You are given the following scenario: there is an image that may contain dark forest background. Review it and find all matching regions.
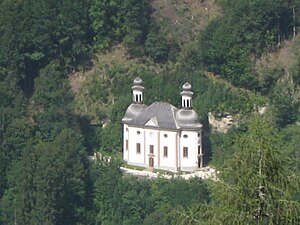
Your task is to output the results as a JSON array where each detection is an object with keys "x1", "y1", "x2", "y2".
[{"x1": 0, "y1": 0, "x2": 300, "y2": 224}]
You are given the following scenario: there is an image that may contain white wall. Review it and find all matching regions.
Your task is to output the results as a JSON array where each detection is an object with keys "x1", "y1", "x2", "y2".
[
  {"x1": 179, "y1": 130, "x2": 200, "y2": 171},
  {"x1": 144, "y1": 128, "x2": 159, "y2": 168},
  {"x1": 127, "y1": 126, "x2": 145, "y2": 166},
  {"x1": 123, "y1": 124, "x2": 129, "y2": 161},
  {"x1": 159, "y1": 130, "x2": 178, "y2": 171},
  {"x1": 123, "y1": 124, "x2": 202, "y2": 172}
]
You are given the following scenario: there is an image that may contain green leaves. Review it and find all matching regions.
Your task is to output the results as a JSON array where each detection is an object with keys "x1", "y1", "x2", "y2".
[
  {"x1": 213, "y1": 116, "x2": 300, "y2": 224},
  {"x1": 90, "y1": 0, "x2": 152, "y2": 57},
  {"x1": 176, "y1": 116, "x2": 300, "y2": 224},
  {"x1": 193, "y1": 0, "x2": 295, "y2": 90},
  {"x1": 1, "y1": 129, "x2": 88, "y2": 225},
  {"x1": 0, "y1": 0, "x2": 91, "y2": 93}
]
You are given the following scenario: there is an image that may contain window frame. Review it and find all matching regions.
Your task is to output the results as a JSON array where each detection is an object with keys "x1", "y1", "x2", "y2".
[
  {"x1": 150, "y1": 145, "x2": 154, "y2": 154},
  {"x1": 183, "y1": 147, "x2": 188, "y2": 158},
  {"x1": 136, "y1": 143, "x2": 141, "y2": 154},
  {"x1": 163, "y1": 146, "x2": 168, "y2": 157}
]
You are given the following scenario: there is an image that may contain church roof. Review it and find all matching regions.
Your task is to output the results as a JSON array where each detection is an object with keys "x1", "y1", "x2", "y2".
[
  {"x1": 128, "y1": 102, "x2": 179, "y2": 130},
  {"x1": 122, "y1": 103, "x2": 147, "y2": 122},
  {"x1": 123, "y1": 102, "x2": 202, "y2": 130}
]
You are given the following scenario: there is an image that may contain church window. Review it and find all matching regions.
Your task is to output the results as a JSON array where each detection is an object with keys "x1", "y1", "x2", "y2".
[
  {"x1": 137, "y1": 131, "x2": 140, "y2": 135},
  {"x1": 126, "y1": 140, "x2": 128, "y2": 150},
  {"x1": 163, "y1": 147, "x2": 168, "y2": 157},
  {"x1": 198, "y1": 132, "x2": 200, "y2": 137},
  {"x1": 198, "y1": 145, "x2": 201, "y2": 155},
  {"x1": 135, "y1": 95, "x2": 138, "y2": 102},
  {"x1": 136, "y1": 143, "x2": 141, "y2": 154},
  {"x1": 150, "y1": 145, "x2": 154, "y2": 154},
  {"x1": 164, "y1": 134, "x2": 168, "y2": 138},
  {"x1": 183, "y1": 134, "x2": 188, "y2": 138},
  {"x1": 183, "y1": 147, "x2": 188, "y2": 157}
]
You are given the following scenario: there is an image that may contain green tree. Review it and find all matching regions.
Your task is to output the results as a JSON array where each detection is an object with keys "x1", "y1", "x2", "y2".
[
  {"x1": 0, "y1": 119, "x2": 35, "y2": 197},
  {"x1": 179, "y1": 116, "x2": 300, "y2": 224},
  {"x1": 192, "y1": 0, "x2": 295, "y2": 90},
  {"x1": 98, "y1": 123, "x2": 121, "y2": 154},
  {"x1": 34, "y1": 129, "x2": 88, "y2": 225},
  {"x1": 1, "y1": 129, "x2": 88, "y2": 225},
  {"x1": 280, "y1": 124, "x2": 300, "y2": 172},
  {"x1": 90, "y1": 0, "x2": 151, "y2": 51},
  {"x1": 31, "y1": 62, "x2": 81, "y2": 141},
  {"x1": 145, "y1": 23, "x2": 169, "y2": 62},
  {"x1": 271, "y1": 83, "x2": 298, "y2": 128},
  {"x1": 92, "y1": 160, "x2": 122, "y2": 224},
  {"x1": 0, "y1": 0, "x2": 91, "y2": 93}
]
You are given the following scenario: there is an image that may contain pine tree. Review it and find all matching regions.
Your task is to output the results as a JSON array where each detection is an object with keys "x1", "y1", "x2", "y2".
[{"x1": 178, "y1": 116, "x2": 300, "y2": 224}]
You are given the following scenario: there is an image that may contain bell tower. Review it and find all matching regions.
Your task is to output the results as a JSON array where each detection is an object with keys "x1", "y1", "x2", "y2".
[
  {"x1": 132, "y1": 77, "x2": 144, "y2": 104},
  {"x1": 181, "y1": 82, "x2": 193, "y2": 109}
]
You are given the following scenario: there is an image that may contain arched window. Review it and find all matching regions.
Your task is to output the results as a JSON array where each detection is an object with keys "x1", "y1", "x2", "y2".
[{"x1": 183, "y1": 134, "x2": 188, "y2": 138}]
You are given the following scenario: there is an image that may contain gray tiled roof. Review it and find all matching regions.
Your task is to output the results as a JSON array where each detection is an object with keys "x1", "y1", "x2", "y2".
[
  {"x1": 122, "y1": 103, "x2": 147, "y2": 122},
  {"x1": 127, "y1": 102, "x2": 179, "y2": 130},
  {"x1": 123, "y1": 101, "x2": 202, "y2": 130}
]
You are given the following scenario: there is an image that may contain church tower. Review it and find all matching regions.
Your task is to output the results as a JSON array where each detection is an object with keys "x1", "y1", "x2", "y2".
[
  {"x1": 132, "y1": 77, "x2": 144, "y2": 104},
  {"x1": 181, "y1": 82, "x2": 193, "y2": 109}
]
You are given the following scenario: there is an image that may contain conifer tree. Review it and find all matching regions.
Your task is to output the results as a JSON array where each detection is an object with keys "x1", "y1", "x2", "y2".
[{"x1": 178, "y1": 116, "x2": 300, "y2": 224}]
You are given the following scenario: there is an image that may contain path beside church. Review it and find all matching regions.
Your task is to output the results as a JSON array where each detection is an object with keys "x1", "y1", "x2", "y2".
[{"x1": 120, "y1": 166, "x2": 217, "y2": 180}]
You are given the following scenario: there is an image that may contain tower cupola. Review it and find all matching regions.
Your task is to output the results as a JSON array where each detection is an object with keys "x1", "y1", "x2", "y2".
[
  {"x1": 132, "y1": 77, "x2": 144, "y2": 104},
  {"x1": 180, "y1": 82, "x2": 193, "y2": 109}
]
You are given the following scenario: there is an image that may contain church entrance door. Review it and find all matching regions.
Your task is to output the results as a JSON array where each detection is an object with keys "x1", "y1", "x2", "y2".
[{"x1": 149, "y1": 157, "x2": 154, "y2": 167}]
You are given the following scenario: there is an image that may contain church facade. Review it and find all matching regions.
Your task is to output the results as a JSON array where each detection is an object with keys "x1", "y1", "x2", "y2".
[{"x1": 122, "y1": 78, "x2": 203, "y2": 172}]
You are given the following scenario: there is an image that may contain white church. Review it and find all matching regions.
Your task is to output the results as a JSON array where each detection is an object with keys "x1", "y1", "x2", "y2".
[{"x1": 122, "y1": 77, "x2": 203, "y2": 172}]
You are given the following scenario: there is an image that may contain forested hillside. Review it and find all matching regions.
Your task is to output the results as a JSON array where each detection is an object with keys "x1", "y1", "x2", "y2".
[{"x1": 0, "y1": 0, "x2": 300, "y2": 224}]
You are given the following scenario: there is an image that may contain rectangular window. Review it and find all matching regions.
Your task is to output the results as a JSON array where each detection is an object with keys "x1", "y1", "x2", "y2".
[
  {"x1": 198, "y1": 145, "x2": 201, "y2": 155},
  {"x1": 150, "y1": 145, "x2": 154, "y2": 154},
  {"x1": 163, "y1": 146, "x2": 168, "y2": 157},
  {"x1": 136, "y1": 143, "x2": 141, "y2": 154},
  {"x1": 125, "y1": 140, "x2": 128, "y2": 150},
  {"x1": 183, "y1": 147, "x2": 188, "y2": 158}
]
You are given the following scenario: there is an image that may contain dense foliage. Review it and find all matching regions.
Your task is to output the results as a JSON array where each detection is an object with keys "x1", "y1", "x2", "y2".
[
  {"x1": 188, "y1": 0, "x2": 299, "y2": 90},
  {"x1": 0, "y1": 0, "x2": 299, "y2": 224},
  {"x1": 178, "y1": 116, "x2": 300, "y2": 224}
]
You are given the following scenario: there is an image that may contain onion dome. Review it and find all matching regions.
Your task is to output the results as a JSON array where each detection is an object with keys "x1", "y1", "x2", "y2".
[
  {"x1": 180, "y1": 82, "x2": 193, "y2": 97},
  {"x1": 122, "y1": 104, "x2": 147, "y2": 122},
  {"x1": 132, "y1": 77, "x2": 144, "y2": 91},
  {"x1": 176, "y1": 109, "x2": 200, "y2": 128}
]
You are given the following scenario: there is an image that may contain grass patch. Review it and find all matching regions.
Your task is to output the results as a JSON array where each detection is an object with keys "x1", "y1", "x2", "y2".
[
  {"x1": 154, "y1": 168, "x2": 176, "y2": 176},
  {"x1": 122, "y1": 163, "x2": 145, "y2": 171}
]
